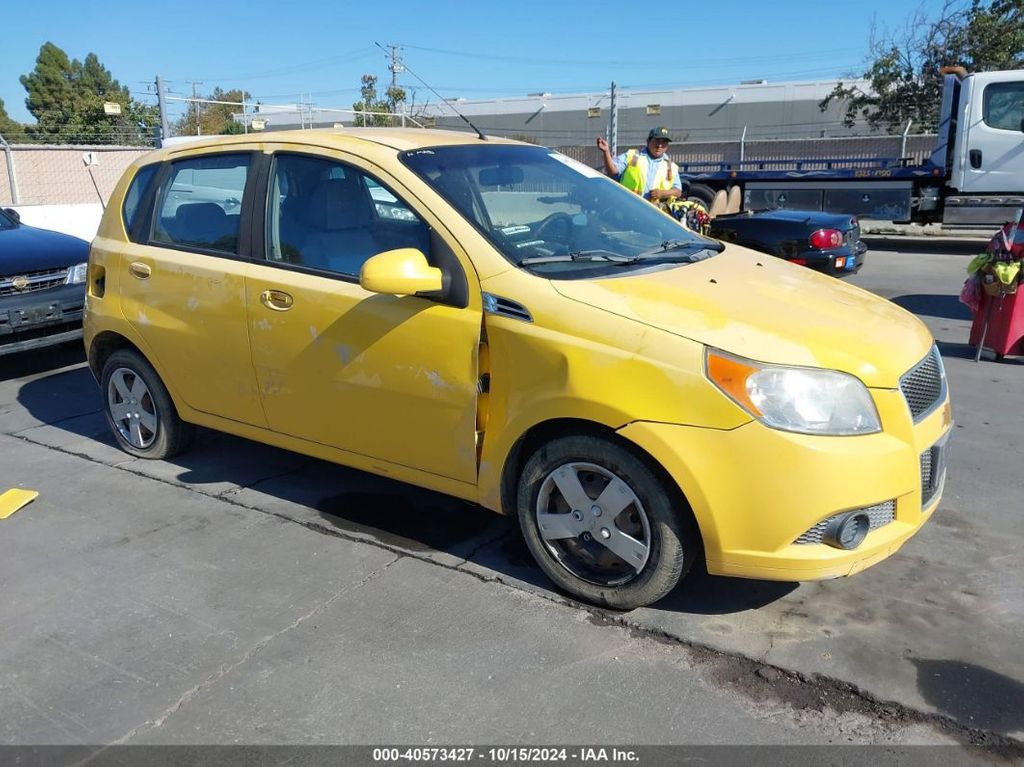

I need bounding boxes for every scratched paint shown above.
[186,296,200,311]
[425,370,451,390]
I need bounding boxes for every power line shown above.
[400,43,866,69]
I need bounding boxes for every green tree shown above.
[19,42,158,145]
[174,87,250,136]
[0,98,22,139]
[821,0,1024,134]
[352,74,408,126]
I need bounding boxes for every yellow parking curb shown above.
[0,489,39,519]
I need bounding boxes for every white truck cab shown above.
[953,69,1024,195]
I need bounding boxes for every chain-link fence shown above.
[559,134,940,172]
[0,143,152,206]
[0,127,941,209]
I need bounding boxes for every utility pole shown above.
[609,81,618,156]
[387,44,404,124]
[387,44,403,91]
[187,81,204,135]
[155,75,170,147]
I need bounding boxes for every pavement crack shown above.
[88,555,402,754]
[9,408,103,435]
[454,524,514,567]
[214,458,318,499]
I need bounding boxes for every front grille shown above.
[0,268,69,296]
[794,500,896,545]
[900,346,945,422]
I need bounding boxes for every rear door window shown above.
[151,154,250,253]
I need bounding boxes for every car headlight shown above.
[705,349,881,436]
[65,263,88,284]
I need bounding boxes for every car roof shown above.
[159,127,527,159]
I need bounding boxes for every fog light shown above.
[822,511,870,550]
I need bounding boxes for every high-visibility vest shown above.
[620,150,678,196]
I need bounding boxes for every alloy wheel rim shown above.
[107,367,159,449]
[535,461,652,587]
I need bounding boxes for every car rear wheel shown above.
[516,434,696,610]
[101,349,194,460]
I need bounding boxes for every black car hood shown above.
[0,224,90,274]
[715,208,854,228]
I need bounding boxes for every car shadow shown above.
[913,658,1024,734]
[890,294,972,321]
[0,342,87,383]
[13,362,796,616]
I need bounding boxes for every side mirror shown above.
[3,207,21,223]
[359,248,443,297]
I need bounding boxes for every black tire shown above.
[100,349,195,460]
[686,182,716,209]
[516,434,697,610]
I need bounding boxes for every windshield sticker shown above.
[514,240,545,249]
[549,153,605,179]
[500,225,531,236]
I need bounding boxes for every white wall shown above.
[9,203,103,242]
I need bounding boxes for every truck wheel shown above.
[686,183,716,209]
[101,349,195,460]
[516,434,697,610]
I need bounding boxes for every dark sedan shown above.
[708,209,867,277]
[1,208,89,356]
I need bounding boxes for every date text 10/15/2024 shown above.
[372,747,639,763]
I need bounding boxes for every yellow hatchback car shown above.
[84,129,951,609]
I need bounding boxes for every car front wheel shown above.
[100,349,195,460]
[516,434,696,610]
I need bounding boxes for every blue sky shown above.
[1,0,931,125]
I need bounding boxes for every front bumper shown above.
[0,283,85,356]
[618,386,951,581]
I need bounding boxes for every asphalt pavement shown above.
[0,237,1021,756]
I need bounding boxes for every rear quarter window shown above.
[122,164,158,240]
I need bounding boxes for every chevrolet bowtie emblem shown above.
[11,275,30,291]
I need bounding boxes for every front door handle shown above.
[260,289,294,311]
[128,262,151,279]
[969,149,983,169]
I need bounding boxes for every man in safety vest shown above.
[596,127,683,204]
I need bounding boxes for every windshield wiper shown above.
[520,249,639,266]
[639,239,724,258]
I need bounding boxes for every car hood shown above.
[0,224,90,274]
[550,248,932,388]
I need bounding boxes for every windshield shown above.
[400,145,717,274]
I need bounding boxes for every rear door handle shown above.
[260,289,294,311]
[128,262,151,279]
